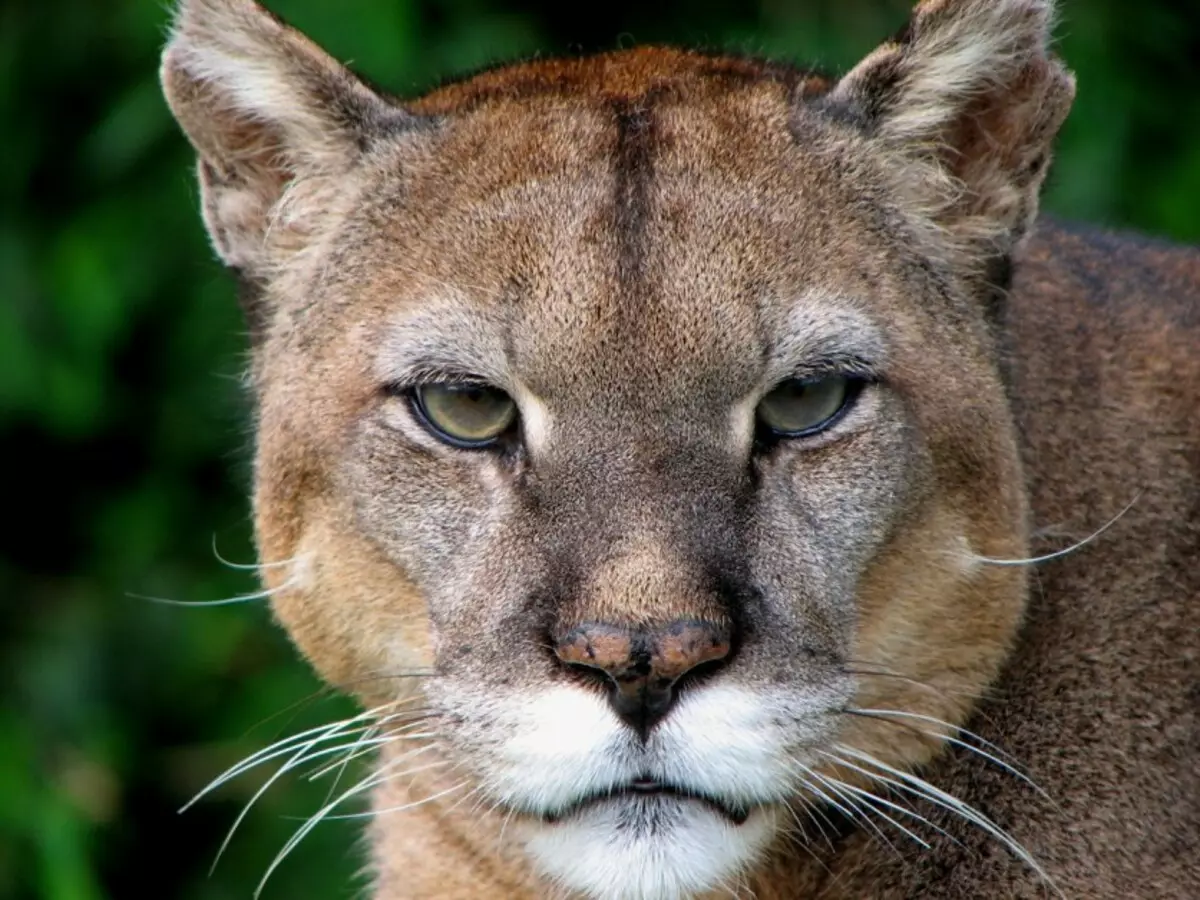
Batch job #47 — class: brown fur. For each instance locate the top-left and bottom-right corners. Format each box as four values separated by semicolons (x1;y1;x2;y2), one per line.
161;0;1199;897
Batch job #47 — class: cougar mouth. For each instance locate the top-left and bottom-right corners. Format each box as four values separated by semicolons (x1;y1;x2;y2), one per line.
542;777;753;825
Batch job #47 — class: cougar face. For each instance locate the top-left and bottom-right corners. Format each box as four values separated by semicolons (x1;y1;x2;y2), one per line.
163;1;1073;896
341;105;986;886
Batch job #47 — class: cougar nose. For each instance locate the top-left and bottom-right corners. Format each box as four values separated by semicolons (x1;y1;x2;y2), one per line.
554;620;732;736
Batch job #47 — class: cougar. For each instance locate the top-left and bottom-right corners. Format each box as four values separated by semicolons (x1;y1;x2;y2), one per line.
160;0;1200;896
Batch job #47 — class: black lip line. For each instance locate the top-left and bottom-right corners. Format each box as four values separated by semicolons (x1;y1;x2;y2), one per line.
542;780;753;825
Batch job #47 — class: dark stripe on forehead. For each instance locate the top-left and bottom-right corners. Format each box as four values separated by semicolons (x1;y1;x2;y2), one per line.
610;95;659;283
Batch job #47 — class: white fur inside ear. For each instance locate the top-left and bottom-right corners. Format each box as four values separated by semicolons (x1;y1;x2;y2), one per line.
163;0;372;166
835;0;1060;144
162;0;393;272
826;0;1073;263
897;1;1046;139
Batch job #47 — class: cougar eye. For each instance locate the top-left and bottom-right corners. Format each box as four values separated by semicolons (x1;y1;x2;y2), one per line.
411;383;517;448
756;375;858;438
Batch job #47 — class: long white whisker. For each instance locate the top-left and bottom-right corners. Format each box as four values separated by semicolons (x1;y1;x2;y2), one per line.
305;730;437;782
810;768;930;850
129;582;292;607
834;744;1061;896
301;744;444;812
209;724;428;872
846;709;1027;772
315;720;381;803
791;796;837;850
843;708;1057;807
211;537;302;572
791;762;902;857
352;771;467;820
235;701;426;771
186;705;416;806
789;768;862;833
210;736;330;874
966;492;1140;567
184;721;353;811
257;753;427;893
819;753;961;846
255;762;462;894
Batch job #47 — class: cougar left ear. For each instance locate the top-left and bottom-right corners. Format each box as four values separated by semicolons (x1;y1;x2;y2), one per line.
161;0;415;280
826;0;1075;258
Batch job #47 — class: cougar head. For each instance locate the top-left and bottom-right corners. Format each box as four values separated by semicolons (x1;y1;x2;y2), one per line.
162;0;1073;896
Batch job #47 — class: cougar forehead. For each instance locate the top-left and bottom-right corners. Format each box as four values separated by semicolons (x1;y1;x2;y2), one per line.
277;55;963;448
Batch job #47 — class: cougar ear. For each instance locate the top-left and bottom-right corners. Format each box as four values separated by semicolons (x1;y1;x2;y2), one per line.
161;0;413;279
827;0;1075;258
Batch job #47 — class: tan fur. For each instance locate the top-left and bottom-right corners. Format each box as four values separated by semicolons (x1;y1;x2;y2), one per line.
162;0;1199;897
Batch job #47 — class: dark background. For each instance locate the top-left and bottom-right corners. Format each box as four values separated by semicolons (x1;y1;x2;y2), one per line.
2;0;1197;897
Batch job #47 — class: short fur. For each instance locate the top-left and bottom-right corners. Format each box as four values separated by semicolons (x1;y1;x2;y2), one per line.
161;1;1199;897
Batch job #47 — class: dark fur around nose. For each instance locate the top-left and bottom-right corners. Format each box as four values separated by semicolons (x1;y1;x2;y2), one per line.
554;620;732;736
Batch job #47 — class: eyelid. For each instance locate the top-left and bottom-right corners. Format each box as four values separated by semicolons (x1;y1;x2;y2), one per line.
382;370;496;395
772;358;881;394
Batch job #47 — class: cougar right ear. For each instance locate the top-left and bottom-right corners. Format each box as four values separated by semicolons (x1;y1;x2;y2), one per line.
826;0;1074;261
161;0;415;282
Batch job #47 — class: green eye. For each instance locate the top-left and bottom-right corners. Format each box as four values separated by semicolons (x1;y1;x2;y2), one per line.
412;383;517;448
757;375;856;437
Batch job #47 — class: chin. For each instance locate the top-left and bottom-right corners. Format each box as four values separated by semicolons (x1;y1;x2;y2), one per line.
519;794;778;900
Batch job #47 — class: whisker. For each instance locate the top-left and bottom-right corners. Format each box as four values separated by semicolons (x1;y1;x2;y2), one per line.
211;536;302;573
314;719;382;803
206;715;430;871
807;767;929;851
305;728;438;782
256;752;426;893
186;705;416;806
819;753;961;847
790;762;903;858
963;492;1140;567
496;800;518;856
442;783;483;817
826;778;936;849
841;661;991;703
256;763;464;895
790;796;837;851
184;722;356;812
842;707;1043;794
187;703;429;833
832;744;1061;897
128;582;291;607
316;761;458;820
777;802;837;874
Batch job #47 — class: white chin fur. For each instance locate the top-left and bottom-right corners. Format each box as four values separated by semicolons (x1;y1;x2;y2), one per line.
474;681;841;897
520;797;777;900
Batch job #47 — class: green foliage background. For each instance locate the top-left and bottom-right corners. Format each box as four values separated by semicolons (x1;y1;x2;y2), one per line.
2;0;1197;897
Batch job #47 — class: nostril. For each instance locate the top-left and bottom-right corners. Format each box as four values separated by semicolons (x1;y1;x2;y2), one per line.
561;659;613;689
673;655;728;692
